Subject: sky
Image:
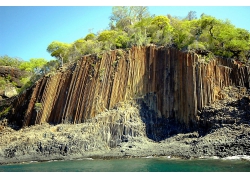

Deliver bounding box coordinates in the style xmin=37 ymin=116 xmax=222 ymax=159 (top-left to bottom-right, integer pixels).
xmin=0 ymin=1 xmax=250 ymax=61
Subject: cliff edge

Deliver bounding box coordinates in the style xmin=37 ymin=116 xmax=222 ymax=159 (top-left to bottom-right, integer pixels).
xmin=0 ymin=46 xmax=250 ymax=164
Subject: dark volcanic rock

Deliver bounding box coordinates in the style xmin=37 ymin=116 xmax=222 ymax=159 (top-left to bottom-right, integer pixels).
xmin=0 ymin=46 xmax=250 ymax=165
xmin=5 ymin=46 xmax=250 ymax=130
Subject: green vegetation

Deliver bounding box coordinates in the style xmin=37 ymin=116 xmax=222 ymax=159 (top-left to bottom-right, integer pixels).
xmin=0 ymin=55 xmax=22 ymax=67
xmin=1 ymin=7 xmax=250 ymax=98
xmin=34 ymin=103 xmax=42 ymax=111
xmin=0 ymin=106 xmax=11 ymax=117
xmin=46 ymin=7 xmax=250 ymax=65
xmin=0 ymin=55 xmax=59 ymax=95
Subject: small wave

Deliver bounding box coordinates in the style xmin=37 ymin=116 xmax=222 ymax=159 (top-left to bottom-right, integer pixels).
xmin=222 ymin=155 xmax=250 ymax=161
xmin=142 ymin=156 xmax=154 ymax=159
xmin=47 ymin=159 xmax=59 ymax=162
xmin=82 ymin=158 xmax=94 ymax=160
xmin=76 ymin=158 xmax=94 ymax=160
xmin=24 ymin=160 xmax=39 ymax=164
xmin=30 ymin=161 xmax=38 ymax=163
xmin=200 ymin=156 xmax=220 ymax=160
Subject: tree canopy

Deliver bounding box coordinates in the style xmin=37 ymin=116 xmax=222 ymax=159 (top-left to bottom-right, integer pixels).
xmin=2 ymin=7 xmax=250 ymax=96
xmin=45 ymin=8 xmax=250 ymax=65
xmin=47 ymin=41 xmax=72 ymax=66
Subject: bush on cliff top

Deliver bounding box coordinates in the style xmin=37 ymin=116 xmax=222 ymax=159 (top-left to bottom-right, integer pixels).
xmin=47 ymin=7 xmax=250 ymax=65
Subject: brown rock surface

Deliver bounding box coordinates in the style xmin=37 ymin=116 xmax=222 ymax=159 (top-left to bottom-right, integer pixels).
xmin=7 ymin=46 xmax=250 ymax=130
xmin=1 ymin=46 xmax=250 ymax=165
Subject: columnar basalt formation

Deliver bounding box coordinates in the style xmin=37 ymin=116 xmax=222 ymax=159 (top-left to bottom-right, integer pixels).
xmin=8 ymin=46 xmax=250 ymax=129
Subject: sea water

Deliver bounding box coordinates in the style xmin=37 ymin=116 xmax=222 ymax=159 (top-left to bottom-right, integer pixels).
xmin=0 ymin=157 xmax=250 ymax=172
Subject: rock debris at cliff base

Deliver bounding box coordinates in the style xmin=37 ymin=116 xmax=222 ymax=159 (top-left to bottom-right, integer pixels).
xmin=0 ymin=46 xmax=250 ymax=165
xmin=0 ymin=87 xmax=250 ymax=165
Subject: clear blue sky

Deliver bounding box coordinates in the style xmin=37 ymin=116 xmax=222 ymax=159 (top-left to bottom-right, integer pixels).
xmin=0 ymin=3 xmax=250 ymax=61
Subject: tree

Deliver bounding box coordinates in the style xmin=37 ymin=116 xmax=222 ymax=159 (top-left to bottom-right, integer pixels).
xmin=47 ymin=41 xmax=71 ymax=66
xmin=114 ymin=32 xmax=130 ymax=48
xmin=19 ymin=58 xmax=47 ymax=75
xmin=97 ymin=30 xmax=129 ymax=49
xmin=218 ymin=26 xmax=250 ymax=60
xmin=128 ymin=27 xmax=151 ymax=47
xmin=151 ymin=16 xmax=172 ymax=30
xmin=84 ymin=33 xmax=96 ymax=41
xmin=185 ymin=11 xmax=197 ymax=21
xmin=150 ymin=16 xmax=173 ymax=46
xmin=0 ymin=55 xmax=23 ymax=67
xmin=42 ymin=60 xmax=60 ymax=74
xmin=131 ymin=6 xmax=150 ymax=22
xmin=197 ymin=15 xmax=250 ymax=60
xmin=110 ymin=6 xmax=150 ymax=31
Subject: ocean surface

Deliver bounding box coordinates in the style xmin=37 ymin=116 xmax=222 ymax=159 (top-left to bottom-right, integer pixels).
xmin=1 ymin=157 xmax=250 ymax=172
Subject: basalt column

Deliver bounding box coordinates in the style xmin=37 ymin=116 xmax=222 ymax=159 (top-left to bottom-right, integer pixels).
xmin=8 ymin=46 xmax=250 ymax=129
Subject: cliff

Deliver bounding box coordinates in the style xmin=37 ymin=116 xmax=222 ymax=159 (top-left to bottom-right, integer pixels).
xmin=7 ymin=46 xmax=250 ymax=130
xmin=1 ymin=46 xmax=250 ymax=164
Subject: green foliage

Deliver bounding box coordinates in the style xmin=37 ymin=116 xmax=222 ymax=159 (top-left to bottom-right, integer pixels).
xmin=19 ymin=58 xmax=47 ymax=75
xmin=97 ymin=53 xmax=103 ymax=60
xmin=84 ymin=33 xmax=96 ymax=41
xmin=151 ymin=16 xmax=172 ymax=30
xmin=205 ymin=52 xmax=216 ymax=63
xmin=115 ymin=32 xmax=130 ymax=48
xmin=116 ymin=49 xmax=123 ymax=57
xmin=185 ymin=11 xmax=197 ymax=21
xmin=128 ymin=27 xmax=151 ymax=46
xmin=0 ymin=106 xmax=11 ymax=118
xmin=70 ymin=39 xmax=102 ymax=59
xmin=16 ymin=76 xmax=32 ymax=93
xmin=99 ymin=68 xmax=105 ymax=81
xmin=42 ymin=7 xmax=250 ymax=66
xmin=2 ymin=7 xmax=249 ymax=97
xmin=20 ymin=77 xmax=31 ymax=85
xmin=150 ymin=16 xmax=174 ymax=46
xmin=0 ymin=77 xmax=6 ymax=89
xmin=196 ymin=14 xmax=250 ymax=61
xmin=43 ymin=60 xmax=60 ymax=74
xmin=47 ymin=41 xmax=72 ymax=66
xmin=34 ymin=102 xmax=42 ymax=111
xmin=171 ymin=18 xmax=197 ymax=49
xmin=0 ymin=56 xmax=58 ymax=95
xmin=97 ymin=30 xmax=129 ymax=50
xmin=98 ymin=30 xmax=117 ymax=44
xmin=110 ymin=6 xmax=150 ymax=31
xmin=188 ymin=40 xmax=207 ymax=51
xmin=17 ymin=58 xmax=53 ymax=93
xmin=0 ymin=55 xmax=23 ymax=67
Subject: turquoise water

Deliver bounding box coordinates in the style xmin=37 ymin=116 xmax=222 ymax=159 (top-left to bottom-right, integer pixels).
xmin=0 ymin=158 xmax=250 ymax=172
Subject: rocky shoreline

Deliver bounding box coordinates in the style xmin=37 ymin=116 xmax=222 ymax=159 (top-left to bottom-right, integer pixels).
xmin=0 ymin=123 xmax=250 ymax=165
xmin=0 ymin=122 xmax=250 ymax=166
xmin=0 ymin=86 xmax=250 ymax=166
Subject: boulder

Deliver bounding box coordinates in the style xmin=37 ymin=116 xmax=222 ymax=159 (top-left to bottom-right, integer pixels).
xmin=4 ymin=86 xmax=18 ymax=98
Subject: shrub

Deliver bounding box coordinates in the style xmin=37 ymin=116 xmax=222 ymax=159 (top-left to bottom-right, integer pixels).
xmin=34 ymin=103 xmax=42 ymax=111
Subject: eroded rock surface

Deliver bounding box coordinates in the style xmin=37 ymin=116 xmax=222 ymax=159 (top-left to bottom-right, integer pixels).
xmin=6 ymin=46 xmax=250 ymax=130
xmin=0 ymin=46 xmax=250 ymax=165
xmin=0 ymin=87 xmax=250 ymax=165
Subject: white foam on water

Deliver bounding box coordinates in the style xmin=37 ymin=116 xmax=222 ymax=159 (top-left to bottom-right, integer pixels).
xmin=76 ymin=158 xmax=94 ymax=160
xmin=222 ymin=155 xmax=250 ymax=161
xmin=142 ymin=156 xmax=154 ymax=158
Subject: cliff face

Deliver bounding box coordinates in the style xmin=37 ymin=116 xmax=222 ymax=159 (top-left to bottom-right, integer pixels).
xmin=8 ymin=46 xmax=250 ymax=129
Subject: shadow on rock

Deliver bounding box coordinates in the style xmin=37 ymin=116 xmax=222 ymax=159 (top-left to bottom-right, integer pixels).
xmin=197 ymin=96 xmax=250 ymax=136
xmin=138 ymin=93 xmax=250 ymax=142
xmin=139 ymin=100 xmax=189 ymax=142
